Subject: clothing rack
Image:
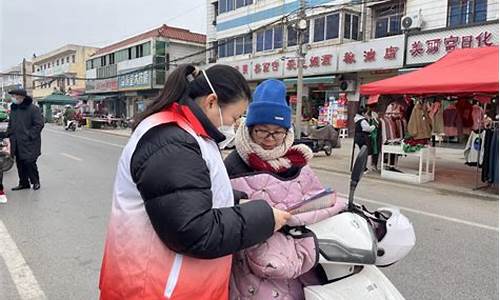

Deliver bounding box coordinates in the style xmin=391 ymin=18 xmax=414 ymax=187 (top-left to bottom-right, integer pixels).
xmin=473 ymin=121 xmax=498 ymax=190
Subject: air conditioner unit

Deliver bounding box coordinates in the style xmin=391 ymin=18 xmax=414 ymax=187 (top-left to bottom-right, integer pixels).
xmin=401 ymin=13 xmax=423 ymax=31
xmin=339 ymin=80 xmax=356 ymax=92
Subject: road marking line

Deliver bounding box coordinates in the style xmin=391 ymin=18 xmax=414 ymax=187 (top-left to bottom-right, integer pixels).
xmin=46 ymin=129 xmax=124 ymax=148
xmin=60 ymin=152 xmax=83 ymax=162
xmin=338 ymin=193 xmax=499 ymax=232
xmin=0 ymin=220 xmax=46 ymax=299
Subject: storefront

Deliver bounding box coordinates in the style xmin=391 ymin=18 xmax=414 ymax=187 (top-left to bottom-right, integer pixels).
xmin=360 ymin=46 xmax=499 ymax=187
xmin=405 ymin=22 xmax=498 ymax=67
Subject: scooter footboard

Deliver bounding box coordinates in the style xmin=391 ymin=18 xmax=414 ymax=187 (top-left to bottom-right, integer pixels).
xmin=304 ymin=265 xmax=405 ymax=300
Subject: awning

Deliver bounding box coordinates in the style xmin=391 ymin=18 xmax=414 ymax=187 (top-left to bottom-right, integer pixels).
xmin=38 ymin=91 xmax=77 ymax=105
xmin=283 ymin=75 xmax=336 ymax=86
xmin=360 ymin=46 xmax=499 ymax=96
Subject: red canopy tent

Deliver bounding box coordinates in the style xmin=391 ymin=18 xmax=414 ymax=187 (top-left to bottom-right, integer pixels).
xmin=360 ymin=46 xmax=499 ymax=97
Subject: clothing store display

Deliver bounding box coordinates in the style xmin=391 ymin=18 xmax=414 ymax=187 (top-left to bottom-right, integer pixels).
xmin=471 ymin=104 xmax=484 ymax=131
xmin=428 ymin=101 xmax=445 ymax=135
xmin=408 ymin=102 xmax=432 ymax=140
xmin=443 ymin=104 xmax=463 ymax=137
xmin=464 ymin=131 xmax=485 ymax=165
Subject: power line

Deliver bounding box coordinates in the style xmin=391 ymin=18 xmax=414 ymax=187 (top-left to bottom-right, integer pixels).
xmin=2 ymin=0 xmax=496 ymax=82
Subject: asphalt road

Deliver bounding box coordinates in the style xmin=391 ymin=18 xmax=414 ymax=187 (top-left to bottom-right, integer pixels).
xmin=0 ymin=125 xmax=497 ymax=300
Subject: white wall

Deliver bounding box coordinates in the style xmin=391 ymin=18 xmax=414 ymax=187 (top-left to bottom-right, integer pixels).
xmin=169 ymin=43 xmax=206 ymax=65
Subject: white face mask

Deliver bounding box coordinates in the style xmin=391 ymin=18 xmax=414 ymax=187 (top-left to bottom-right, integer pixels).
xmin=202 ymin=70 xmax=236 ymax=149
xmin=12 ymin=98 xmax=21 ymax=105
xmin=217 ymin=105 xmax=236 ymax=149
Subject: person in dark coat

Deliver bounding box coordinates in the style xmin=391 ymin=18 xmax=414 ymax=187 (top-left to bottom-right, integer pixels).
xmin=8 ymin=89 xmax=44 ymax=190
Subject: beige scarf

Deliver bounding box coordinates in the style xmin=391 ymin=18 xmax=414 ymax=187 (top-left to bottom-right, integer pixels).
xmin=235 ymin=121 xmax=313 ymax=173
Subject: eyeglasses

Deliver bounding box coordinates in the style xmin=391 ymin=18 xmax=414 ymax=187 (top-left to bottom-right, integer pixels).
xmin=253 ymin=129 xmax=287 ymax=140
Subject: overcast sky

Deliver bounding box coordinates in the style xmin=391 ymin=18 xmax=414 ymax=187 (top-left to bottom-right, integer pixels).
xmin=0 ymin=0 xmax=207 ymax=70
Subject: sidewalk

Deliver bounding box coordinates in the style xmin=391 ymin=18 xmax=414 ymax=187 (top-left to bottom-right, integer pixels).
xmin=310 ymin=138 xmax=498 ymax=200
xmin=86 ymin=126 xmax=498 ymax=200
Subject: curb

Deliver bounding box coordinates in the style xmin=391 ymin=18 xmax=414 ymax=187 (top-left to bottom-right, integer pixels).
xmin=312 ymin=166 xmax=498 ymax=201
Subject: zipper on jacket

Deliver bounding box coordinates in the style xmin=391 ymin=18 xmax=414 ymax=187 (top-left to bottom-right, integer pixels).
xmin=164 ymin=253 xmax=183 ymax=299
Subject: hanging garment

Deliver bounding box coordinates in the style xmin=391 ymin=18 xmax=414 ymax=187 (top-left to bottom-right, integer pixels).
xmin=456 ymin=98 xmax=474 ymax=130
xmin=408 ymin=102 xmax=432 ymax=140
xmin=471 ymin=105 xmax=484 ymax=131
xmin=481 ymin=129 xmax=493 ymax=182
xmin=369 ymin=118 xmax=380 ymax=156
xmin=383 ymin=117 xmax=398 ymax=142
xmin=394 ymin=118 xmax=406 ymax=139
xmin=443 ymin=104 xmax=463 ymax=137
xmin=488 ymin=128 xmax=499 ymax=184
xmin=464 ymin=131 xmax=485 ymax=165
xmin=429 ymin=101 xmax=445 ymax=135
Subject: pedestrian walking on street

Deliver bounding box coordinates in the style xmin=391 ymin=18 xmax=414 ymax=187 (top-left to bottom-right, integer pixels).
xmin=354 ymin=107 xmax=375 ymax=173
xmin=8 ymin=89 xmax=44 ymax=191
xmin=99 ymin=64 xmax=291 ymax=300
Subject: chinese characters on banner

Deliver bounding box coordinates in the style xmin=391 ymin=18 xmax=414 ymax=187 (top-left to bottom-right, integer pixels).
xmin=410 ymin=31 xmax=494 ymax=57
xmin=119 ymin=70 xmax=150 ymax=89
xmin=342 ymin=46 xmax=399 ymax=64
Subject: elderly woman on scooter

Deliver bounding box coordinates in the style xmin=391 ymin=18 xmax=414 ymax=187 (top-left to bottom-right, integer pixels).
xmin=225 ymin=79 xmax=346 ymax=300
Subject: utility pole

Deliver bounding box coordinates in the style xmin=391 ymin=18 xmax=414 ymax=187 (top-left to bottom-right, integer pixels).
xmin=22 ymin=58 xmax=27 ymax=90
xmin=294 ymin=0 xmax=307 ymax=138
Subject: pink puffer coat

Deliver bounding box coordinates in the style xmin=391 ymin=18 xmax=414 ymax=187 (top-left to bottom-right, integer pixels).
xmin=230 ymin=165 xmax=346 ymax=300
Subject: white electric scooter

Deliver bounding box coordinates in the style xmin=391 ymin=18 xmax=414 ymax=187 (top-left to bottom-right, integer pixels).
xmin=303 ymin=146 xmax=416 ymax=300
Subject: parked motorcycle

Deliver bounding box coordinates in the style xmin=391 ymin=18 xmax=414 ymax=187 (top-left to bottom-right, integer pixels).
xmin=303 ymin=146 xmax=416 ymax=300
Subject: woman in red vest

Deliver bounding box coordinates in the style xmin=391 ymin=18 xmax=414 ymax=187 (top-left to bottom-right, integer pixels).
xmin=99 ymin=64 xmax=291 ymax=299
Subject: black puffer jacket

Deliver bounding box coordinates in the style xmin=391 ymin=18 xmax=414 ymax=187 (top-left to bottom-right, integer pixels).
xmin=8 ymin=96 xmax=44 ymax=161
xmin=130 ymin=98 xmax=275 ymax=259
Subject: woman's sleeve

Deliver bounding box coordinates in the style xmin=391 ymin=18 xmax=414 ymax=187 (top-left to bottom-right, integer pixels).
xmin=131 ymin=126 xmax=275 ymax=259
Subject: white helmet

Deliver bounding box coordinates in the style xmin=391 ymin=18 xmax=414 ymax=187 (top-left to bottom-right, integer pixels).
xmin=371 ymin=207 xmax=416 ymax=267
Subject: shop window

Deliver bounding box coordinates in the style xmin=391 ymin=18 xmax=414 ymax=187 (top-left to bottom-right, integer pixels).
xmin=448 ymin=0 xmax=487 ymax=27
xmin=235 ymin=36 xmax=244 ymax=55
xmin=314 ymin=13 xmax=339 ymax=42
xmin=264 ymin=29 xmax=273 ymax=50
xmin=226 ymin=38 xmax=235 ymax=56
xmin=143 ymin=42 xmax=151 ymax=56
xmin=236 ymin=0 xmax=245 ymax=9
xmin=373 ymin=2 xmax=404 ymax=38
xmin=287 ymin=21 xmax=310 ymax=46
xmin=244 ymin=34 xmax=253 ymax=54
xmin=256 ymin=26 xmax=283 ymax=52
xmin=116 ymin=49 xmax=128 ymax=62
xmin=219 ymin=0 xmax=252 ymax=14
xmin=274 ymin=26 xmax=283 ymax=49
xmin=156 ymin=41 xmax=166 ymax=56
xmin=135 ymin=44 xmax=144 ymax=58
xmin=326 ymin=13 xmax=340 ymax=39
xmin=219 ymin=39 xmax=227 ymax=58
xmin=344 ymin=13 xmax=359 ymax=40
xmin=256 ymin=32 xmax=264 ymax=52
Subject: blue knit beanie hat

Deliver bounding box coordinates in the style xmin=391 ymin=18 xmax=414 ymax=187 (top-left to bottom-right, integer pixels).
xmin=246 ymin=79 xmax=291 ymax=129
